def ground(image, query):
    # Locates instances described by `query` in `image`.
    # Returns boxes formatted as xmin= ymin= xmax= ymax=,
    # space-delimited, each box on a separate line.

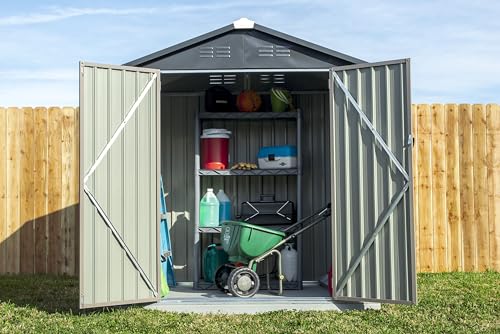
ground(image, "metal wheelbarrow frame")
xmin=215 ymin=204 xmax=331 ymax=298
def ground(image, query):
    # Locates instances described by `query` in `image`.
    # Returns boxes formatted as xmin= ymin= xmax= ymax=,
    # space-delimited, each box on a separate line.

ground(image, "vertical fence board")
xmin=0 ymin=108 xmax=6 ymax=273
xmin=62 ymin=107 xmax=77 ymax=275
xmin=34 ymin=107 xmax=49 ymax=273
xmin=487 ymin=104 xmax=500 ymax=271
xmin=431 ymin=104 xmax=448 ymax=272
xmin=19 ymin=108 xmax=35 ymax=273
xmin=459 ymin=104 xmax=477 ymax=271
xmin=6 ymin=107 xmax=20 ymax=273
xmin=445 ymin=104 xmax=462 ymax=271
xmin=473 ymin=104 xmax=489 ymax=271
xmin=416 ymin=104 xmax=433 ymax=272
xmin=47 ymin=107 xmax=63 ymax=274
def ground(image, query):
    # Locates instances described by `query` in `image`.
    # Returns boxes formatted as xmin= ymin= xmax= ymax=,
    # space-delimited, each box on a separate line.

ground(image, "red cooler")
xmin=201 ymin=129 xmax=231 ymax=169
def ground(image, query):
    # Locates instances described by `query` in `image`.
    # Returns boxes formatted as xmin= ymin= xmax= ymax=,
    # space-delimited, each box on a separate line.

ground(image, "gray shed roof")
xmin=126 ymin=18 xmax=364 ymax=70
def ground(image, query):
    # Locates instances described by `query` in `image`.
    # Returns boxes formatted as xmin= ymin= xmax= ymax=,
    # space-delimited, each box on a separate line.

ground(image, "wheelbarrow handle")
xmin=281 ymin=203 xmax=331 ymax=234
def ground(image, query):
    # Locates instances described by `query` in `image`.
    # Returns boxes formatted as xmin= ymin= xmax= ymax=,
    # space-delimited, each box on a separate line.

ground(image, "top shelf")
xmin=199 ymin=111 xmax=298 ymax=120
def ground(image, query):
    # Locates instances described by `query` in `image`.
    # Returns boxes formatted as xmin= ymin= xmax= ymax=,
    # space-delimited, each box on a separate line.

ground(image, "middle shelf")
xmin=198 ymin=168 xmax=298 ymax=176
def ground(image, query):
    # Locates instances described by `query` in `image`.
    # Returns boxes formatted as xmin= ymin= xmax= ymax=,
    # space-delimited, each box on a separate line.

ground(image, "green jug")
xmin=203 ymin=244 xmax=229 ymax=283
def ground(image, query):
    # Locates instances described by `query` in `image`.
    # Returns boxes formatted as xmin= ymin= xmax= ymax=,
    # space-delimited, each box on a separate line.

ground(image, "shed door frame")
xmin=329 ymin=59 xmax=416 ymax=304
xmin=79 ymin=62 xmax=161 ymax=309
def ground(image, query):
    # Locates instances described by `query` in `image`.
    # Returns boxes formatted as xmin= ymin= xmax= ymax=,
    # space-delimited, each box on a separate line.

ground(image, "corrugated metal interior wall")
xmin=161 ymin=93 xmax=332 ymax=282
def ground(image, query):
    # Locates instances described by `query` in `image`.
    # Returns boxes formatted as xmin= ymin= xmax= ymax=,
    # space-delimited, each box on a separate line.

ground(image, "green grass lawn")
xmin=0 ymin=272 xmax=498 ymax=333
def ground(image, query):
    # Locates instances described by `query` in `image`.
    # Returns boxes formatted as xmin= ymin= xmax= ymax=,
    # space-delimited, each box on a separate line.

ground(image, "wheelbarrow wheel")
xmin=227 ymin=267 xmax=260 ymax=298
xmin=214 ymin=264 xmax=233 ymax=292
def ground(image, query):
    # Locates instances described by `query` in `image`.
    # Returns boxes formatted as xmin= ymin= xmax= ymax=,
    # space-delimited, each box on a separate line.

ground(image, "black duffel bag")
xmin=239 ymin=195 xmax=295 ymax=226
xmin=205 ymin=86 xmax=234 ymax=113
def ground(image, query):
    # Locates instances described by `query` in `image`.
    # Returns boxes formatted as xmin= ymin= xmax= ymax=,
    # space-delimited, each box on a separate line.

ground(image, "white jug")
xmin=281 ymin=243 xmax=297 ymax=281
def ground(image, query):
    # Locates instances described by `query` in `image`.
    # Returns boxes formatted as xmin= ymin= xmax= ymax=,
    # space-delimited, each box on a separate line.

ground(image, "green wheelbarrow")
xmin=214 ymin=204 xmax=331 ymax=298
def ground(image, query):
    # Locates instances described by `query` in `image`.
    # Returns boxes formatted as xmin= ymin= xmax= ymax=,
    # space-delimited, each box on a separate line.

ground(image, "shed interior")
xmin=160 ymin=70 xmax=333 ymax=294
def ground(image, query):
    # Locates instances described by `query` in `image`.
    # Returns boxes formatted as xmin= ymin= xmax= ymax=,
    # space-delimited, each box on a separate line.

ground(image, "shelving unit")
xmin=193 ymin=109 xmax=302 ymax=289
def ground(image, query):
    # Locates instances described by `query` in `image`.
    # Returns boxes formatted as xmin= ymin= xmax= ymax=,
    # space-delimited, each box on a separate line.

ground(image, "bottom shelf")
xmin=198 ymin=227 xmax=222 ymax=233
xmin=195 ymin=279 xmax=302 ymax=290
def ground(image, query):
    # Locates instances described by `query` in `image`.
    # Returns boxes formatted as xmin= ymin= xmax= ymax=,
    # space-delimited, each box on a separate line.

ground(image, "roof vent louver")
xmin=259 ymin=74 xmax=271 ymax=84
xmin=258 ymin=45 xmax=274 ymax=57
xmin=258 ymin=45 xmax=291 ymax=57
xmin=275 ymin=45 xmax=291 ymax=57
xmin=273 ymin=73 xmax=285 ymax=84
xmin=215 ymin=46 xmax=231 ymax=58
xmin=209 ymin=74 xmax=236 ymax=85
xmin=200 ymin=46 xmax=231 ymax=58
xmin=259 ymin=73 xmax=286 ymax=85
xmin=200 ymin=46 xmax=214 ymax=58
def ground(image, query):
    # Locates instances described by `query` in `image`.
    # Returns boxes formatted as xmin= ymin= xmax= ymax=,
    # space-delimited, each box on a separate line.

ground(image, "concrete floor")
xmin=145 ymin=283 xmax=381 ymax=314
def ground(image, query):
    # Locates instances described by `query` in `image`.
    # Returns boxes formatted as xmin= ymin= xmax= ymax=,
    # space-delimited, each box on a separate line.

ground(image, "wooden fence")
xmin=0 ymin=104 xmax=498 ymax=276
xmin=0 ymin=107 xmax=79 ymax=275
xmin=413 ymin=104 xmax=500 ymax=272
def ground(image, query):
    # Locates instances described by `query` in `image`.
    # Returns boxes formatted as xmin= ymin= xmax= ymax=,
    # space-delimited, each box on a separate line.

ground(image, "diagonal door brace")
xmin=331 ymin=71 xmax=409 ymax=182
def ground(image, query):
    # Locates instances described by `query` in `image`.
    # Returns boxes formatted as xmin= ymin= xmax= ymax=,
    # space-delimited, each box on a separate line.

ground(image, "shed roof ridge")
xmin=125 ymin=20 xmax=364 ymax=67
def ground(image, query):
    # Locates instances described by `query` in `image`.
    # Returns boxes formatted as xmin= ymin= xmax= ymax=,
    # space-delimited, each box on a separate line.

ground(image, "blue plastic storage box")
xmin=257 ymin=145 xmax=297 ymax=169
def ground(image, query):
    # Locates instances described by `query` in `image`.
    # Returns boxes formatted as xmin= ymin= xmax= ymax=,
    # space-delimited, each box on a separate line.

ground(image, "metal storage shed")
xmin=79 ymin=18 xmax=415 ymax=309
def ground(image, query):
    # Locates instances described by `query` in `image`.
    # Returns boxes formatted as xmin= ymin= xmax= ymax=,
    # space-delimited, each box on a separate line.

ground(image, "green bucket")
xmin=221 ymin=221 xmax=286 ymax=264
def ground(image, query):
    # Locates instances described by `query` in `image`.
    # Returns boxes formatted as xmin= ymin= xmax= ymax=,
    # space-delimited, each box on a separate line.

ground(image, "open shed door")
xmin=79 ymin=62 xmax=160 ymax=308
xmin=329 ymin=59 xmax=416 ymax=304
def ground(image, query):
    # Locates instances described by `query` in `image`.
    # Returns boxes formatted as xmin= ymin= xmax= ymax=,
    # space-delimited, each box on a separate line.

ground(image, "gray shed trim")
xmin=125 ymin=21 xmax=364 ymax=68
